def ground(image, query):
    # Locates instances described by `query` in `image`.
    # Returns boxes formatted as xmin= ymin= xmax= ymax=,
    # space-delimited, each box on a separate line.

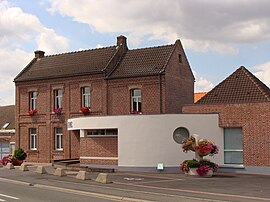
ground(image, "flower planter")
xmin=80 ymin=107 xmax=90 ymax=115
xmin=186 ymin=168 xmax=213 ymax=177
xmin=54 ymin=108 xmax=62 ymax=115
xmin=28 ymin=109 xmax=37 ymax=116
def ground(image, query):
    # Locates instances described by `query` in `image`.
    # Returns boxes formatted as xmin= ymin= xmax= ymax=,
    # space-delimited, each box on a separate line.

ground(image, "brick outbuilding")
xmin=183 ymin=66 xmax=270 ymax=171
xmin=0 ymin=105 xmax=15 ymax=159
xmin=14 ymin=36 xmax=195 ymax=163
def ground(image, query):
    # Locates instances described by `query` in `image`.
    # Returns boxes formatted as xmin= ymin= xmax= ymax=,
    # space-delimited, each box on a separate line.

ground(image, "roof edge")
xmin=14 ymin=58 xmax=37 ymax=82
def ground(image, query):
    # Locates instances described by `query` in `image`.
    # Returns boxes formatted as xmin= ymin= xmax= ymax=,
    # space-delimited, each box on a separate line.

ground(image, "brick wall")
xmin=165 ymin=41 xmax=194 ymax=113
xmin=183 ymin=102 xmax=270 ymax=166
xmin=108 ymin=76 xmax=162 ymax=114
xmin=15 ymin=46 xmax=194 ymax=164
xmin=80 ymin=137 xmax=118 ymax=165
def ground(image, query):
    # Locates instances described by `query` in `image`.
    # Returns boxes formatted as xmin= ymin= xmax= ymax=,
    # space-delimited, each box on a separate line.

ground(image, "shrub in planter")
xmin=14 ymin=147 xmax=27 ymax=161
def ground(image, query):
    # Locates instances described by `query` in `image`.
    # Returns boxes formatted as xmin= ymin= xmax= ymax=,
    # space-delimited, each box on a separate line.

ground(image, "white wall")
xmin=68 ymin=114 xmax=223 ymax=168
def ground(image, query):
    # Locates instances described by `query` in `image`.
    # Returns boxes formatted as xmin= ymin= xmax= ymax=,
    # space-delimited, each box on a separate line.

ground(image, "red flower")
xmin=80 ymin=107 xmax=90 ymax=114
xmin=28 ymin=109 xmax=37 ymax=116
xmin=54 ymin=108 xmax=62 ymax=115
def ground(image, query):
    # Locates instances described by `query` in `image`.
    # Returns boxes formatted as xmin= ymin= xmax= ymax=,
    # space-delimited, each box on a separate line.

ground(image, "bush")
xmin=183 ymin=159 xmax=200 ymax=168
xmin=14 ymin=148 xmax=27 ymax=161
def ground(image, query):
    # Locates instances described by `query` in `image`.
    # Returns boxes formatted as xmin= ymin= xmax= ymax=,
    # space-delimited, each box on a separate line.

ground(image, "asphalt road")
xmin=0 ymin=180 xmax=124 ymax=202
xmin=1 ymin=166 xmax=270 ymax=202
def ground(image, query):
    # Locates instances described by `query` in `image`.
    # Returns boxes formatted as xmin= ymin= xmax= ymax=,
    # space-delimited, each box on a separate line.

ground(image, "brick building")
xmin=0 ymin=105 xmax=15 ymax=159
xmin=14 ymin=36 xmax=194 ymax=163
xmin=183 ymin=66 xmax=270 ymax=171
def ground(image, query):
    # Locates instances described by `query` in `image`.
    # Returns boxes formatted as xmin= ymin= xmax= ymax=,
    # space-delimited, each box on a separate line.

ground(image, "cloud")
xmin=0 ymin=49 xmax=32 ymax=105
xmin=36 ymin=28 xmax=69 ymax=54
xmin=193 ymin=71 xmax=215 ymax=92
xmin=0 ymin=1 xmax=69 ymax=53
xmin=49 ymin=0 xmax=270 ymax=54
xmin=253 ymin=62 xmax=270 ymax=87
xmin=0 ymin=1 xmax=70 ymax=105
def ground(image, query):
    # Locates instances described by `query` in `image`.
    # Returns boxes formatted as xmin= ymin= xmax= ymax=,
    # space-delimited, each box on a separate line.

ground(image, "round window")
xmin=173 ymin=127 xmax=190 ymax=144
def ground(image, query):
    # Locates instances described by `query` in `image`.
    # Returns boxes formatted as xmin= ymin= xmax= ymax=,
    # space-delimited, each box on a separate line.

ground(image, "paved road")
xmin=1 ymin=166 xmax=270 ymax=202
xmin=0 ymin=180 xmax=126 ymax=202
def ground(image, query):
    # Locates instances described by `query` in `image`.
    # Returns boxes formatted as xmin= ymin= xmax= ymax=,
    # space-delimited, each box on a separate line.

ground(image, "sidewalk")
xmin=1 ymin=165 xmax=270 ymax=202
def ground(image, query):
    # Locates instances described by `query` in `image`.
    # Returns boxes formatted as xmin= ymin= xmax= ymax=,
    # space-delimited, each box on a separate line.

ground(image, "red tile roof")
xmin=109 ymin=44 xmax=175 ymax=78
xmin=194 ymin=92 xmax=207 ymax=103
xmin=197 ymin=66 xmax=270 ymax=104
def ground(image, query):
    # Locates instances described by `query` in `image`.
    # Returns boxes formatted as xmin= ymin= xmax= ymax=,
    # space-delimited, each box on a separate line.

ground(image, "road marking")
xmin=114 ymin=172 xmax=185 ymax=180
xmin=131 ymin=179 xmax=184 ymax=184
xmin=114 ymin=181 xmax=270 ymax=201
xmin=34 ymin=184 xmax=153 ymax=202
xmin=0 ymin=177 xmax=31 ymax=186
xmin=0 ymin=199 xmax=5 ymax=202
xmin=0 ymin=194 xmax=19 ymax=200
xmin=47 ymin=179 xmax=225 ymax=202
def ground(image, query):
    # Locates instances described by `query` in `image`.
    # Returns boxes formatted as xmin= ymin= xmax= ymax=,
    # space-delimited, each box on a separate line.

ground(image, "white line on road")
xmin=34 ymin=184 xmax=153 ymax=202
xmin=0 ymin=194 xmax=19 ymax=200
xmin=0 ymin=199 xmax=5 ymax=201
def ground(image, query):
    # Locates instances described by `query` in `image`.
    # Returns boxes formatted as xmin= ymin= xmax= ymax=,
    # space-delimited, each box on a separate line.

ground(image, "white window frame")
xmin=81 ymin=87 xmax=90 ymax=108
xmin=30 ymin=91 xmax=37 ymax=110
xmin=55 ymin=127 xmax=63 ymax=151
xmin=54 ymin=89 xmax=63 ymax=109
xmin=30 ymin=128 xmax=37 ymax=150
xmin=86 ymin=129 xmax=118 ymax=137
xmin=131 ymin=89 xmax=141 ymax=112
xmin=224 ymin=128 xmax=243 ymax=165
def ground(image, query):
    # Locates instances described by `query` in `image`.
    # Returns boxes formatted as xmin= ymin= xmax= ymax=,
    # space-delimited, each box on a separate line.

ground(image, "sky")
xmin=0 ymin=0 xmax=270 ymax=106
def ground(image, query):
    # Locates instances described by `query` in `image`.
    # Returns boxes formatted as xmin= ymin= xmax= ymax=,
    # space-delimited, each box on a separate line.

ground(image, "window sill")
xmin=27 ymin=150 xmax=39 ymax=153
xmin=86 ymin=135 xmax=118 ymax=138
xmin=219 ymin=164 xmax=245 ymax=169
xmin=53 ymin=150 xmax=63 ymax=153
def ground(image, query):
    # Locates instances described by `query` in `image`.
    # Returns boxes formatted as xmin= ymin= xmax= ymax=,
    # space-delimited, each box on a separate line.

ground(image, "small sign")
xmin=67 ymin=121 xmax=73 ymax=129
xmin=157 ymin=163 xmax=164 ymax=171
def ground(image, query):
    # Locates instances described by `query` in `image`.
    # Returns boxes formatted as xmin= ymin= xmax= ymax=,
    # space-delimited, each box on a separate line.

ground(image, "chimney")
xmin=34 ymin=50 xmax=45 ymax=58
xmin=117 ymin=35 xmax=127 ymax=47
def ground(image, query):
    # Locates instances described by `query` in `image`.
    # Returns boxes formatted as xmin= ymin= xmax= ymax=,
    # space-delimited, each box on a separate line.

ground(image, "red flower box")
xmin=129 ymin=111 xmax=142 ymax=114
xmin=54 ymin=108 xmax=62 ymax=115
xmin=80 ymin=107 xmax=90 ymax=114
xmin=28 ymin=109 xmax=37 ymax=116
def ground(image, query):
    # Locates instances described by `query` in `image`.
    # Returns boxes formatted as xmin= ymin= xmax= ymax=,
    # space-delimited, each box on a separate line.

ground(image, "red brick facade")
xmin=15 ymin=37 xmax=194 ymax=164
xmin=183 ymin=102 xmax=270 ymax=166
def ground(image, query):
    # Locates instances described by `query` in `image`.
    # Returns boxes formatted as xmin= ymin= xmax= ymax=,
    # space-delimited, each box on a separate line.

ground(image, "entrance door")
xmin=0 ymin=142 xmax=10 ymax=159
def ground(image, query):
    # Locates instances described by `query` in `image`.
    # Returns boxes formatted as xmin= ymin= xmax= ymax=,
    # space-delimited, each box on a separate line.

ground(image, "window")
xmin=81 ymin=87 xmax=90 ymax=107
xmin=29 ymin=128 xmax=37 ymax=150
xmin=178 ymin=54 xmax=182 ymax=63
xmin=86 ymin=129 xmax=118 ymax=137
xmin=55 ymin=127 xmax=63 ymax=150
xmin=224 ymin=128 xmax=243 ymax=164
xmin=54 ymin=89 xmax=63 ymax=109
xmin=131 ymin=89 xmax=141 ymax=112
xmin=173 ymin=127 xmax=190 ymax=144
xmin=29 ymin=91 xmax=37 ymax=110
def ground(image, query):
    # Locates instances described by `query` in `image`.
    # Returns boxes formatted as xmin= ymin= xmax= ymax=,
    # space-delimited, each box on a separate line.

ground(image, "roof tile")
xmin=15 ymin=46 xmax=118 ymax=82
xmin=197 ymin=66 xmax=270 ymax=104
xmin=108 ymin=44 xmax=175 ymax=78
